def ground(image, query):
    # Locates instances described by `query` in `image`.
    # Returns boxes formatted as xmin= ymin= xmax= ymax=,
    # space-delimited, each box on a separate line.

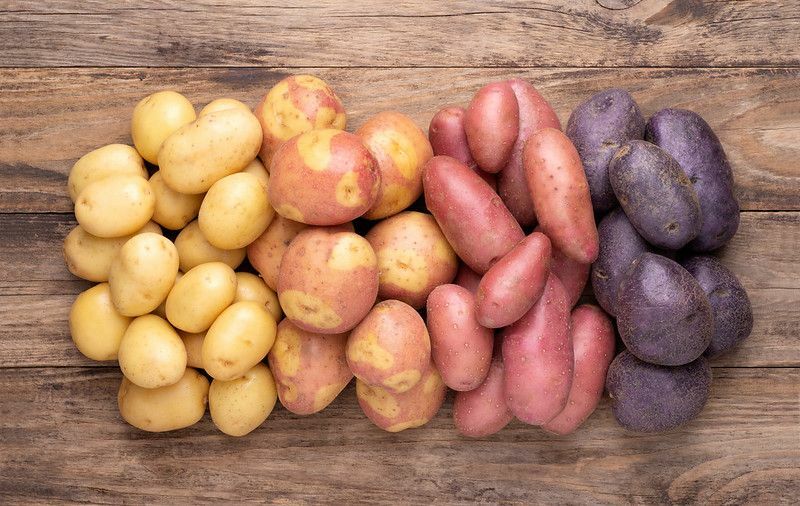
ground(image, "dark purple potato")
xmin=681 ymin=255 xmax=753 ymax=358
xmin=646 ymin=108 xmax=740 ymax=252
xmin=566 ymin=89 xmax=645 ymax=214
xmin=617 ymin=253 xmax=713 ymax=366
xmin=609 ymin=140 xmax=702 ymax=250
xmin=591 ymin=208 xmax=651 ymax=316
xmin=606 ymin=351 xmax=712 ymax=433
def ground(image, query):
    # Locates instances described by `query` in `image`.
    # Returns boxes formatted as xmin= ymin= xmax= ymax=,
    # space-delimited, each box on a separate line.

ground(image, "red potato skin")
xmin=464 ymin=82 xmax=520 ymax=173
xmin=454 ymin=263 xmax=482 ymax=295
xmin=428 ymin=106 xmax=497 ymax=190
xmin=453 ymin=356 xmax=514 ymax=437
xmin=426 ymin=284 xmax=494 ymax=391
xmin=475 ymin=232 xmax=552 ymax=329
xmin=502 ymin=273 xmax=573 ymax=425
xmin=423 ymin=156 xmax=524 ymax=274
xmin=524 ymin=128 xmax=599 ymax=264
xmin=247 ymin=216 xmax=309 ymax=290
xmin=534 ymin=225 xmax=589 ymax=307
xmin=543 ymin=304 xmax=615 ymax=435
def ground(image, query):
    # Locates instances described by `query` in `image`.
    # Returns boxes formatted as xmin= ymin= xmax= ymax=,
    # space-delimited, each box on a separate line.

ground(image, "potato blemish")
xmin=348 ymin=332 xmax=394 ymax=370
xmin=297 ymin=128 xmax=339 ymax=172
xmin=335 ymin=171 xmax=363 ymax=207
xmin=313 ymin=382 xmax=345 ymax=412
xmin=378 ymin=248 xmax=427 ymax=292
xmin=328 ymin=235 xmax=376 ymax=270
xmin=278 ymin=290 xmax=343 ymax=330
xmin=382 ymin=369 xmax=422 ymax=392
xmin=272 ymin=326 xmax=302 ymax=377
xmin=356 ymin=381 xmax=400 ymax=419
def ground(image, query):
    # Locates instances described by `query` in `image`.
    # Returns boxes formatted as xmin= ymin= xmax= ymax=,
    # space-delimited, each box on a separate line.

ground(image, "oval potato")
xmin=198 ymin=172 xmax=274 ymax=249
xmin=428 ymin=106 xmax=497 ymax=189
xmin=233 ymin=272 xmax=282 ymax=322
xmin=166 ymin=262 xmax=237 ymax=333
xmin=118 ymin=314 xmax=187 ymax=389
xmin=464 ymin=81 xmax=520 ymax=173
xmin=74 ymin=174 xmax=155 ymax=238
xmin=68 ymin=144 xmax=147 ymax=202
xmin=209 ymin=363 xmax=278 ymax=436
xmin=200 ymin=97 xmax=251 ymax=117
xmin=131 ymin=90 xmax=196 ymax=165
xmin=108 ymin=233 xmax=179 ymax=316
xmin=179 ymin=330 xmax=205 ymax=369
xmin=149 ymin=170 xmax=204 ymax=230
xmin=69 ymin=283 xmax=132 ymax=361
xmin=175 ymin=220 xmax=246 ymax=272
xmin=247 ymin=216 xmax=308 ymax=290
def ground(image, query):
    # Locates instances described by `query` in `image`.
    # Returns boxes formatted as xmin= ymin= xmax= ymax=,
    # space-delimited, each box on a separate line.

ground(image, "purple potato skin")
xmin=606 ymin=350 xmax=712 ymax=433
xmin=609 ymin=140 xmax=702 ymax=250
xmin=646 ymin=108 xmax=740 ymax=252
xmin=566 ymin=89 xmax=645 ymax=214
xmin=617 ymin=253 xmax=713 ymax=366
xmin=591 ymin=208 xmax=651 ymax=316
xmin=681 ymin=255 xmax=753 ymax=359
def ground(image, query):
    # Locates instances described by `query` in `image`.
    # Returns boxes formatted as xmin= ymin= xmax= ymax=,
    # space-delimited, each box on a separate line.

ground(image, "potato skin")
xmin=542 ymin=305 xmax=615 ymax=435
xmin=199 ymin=98 xmax=251 ymax=117
xmin=606 ymin=351 xmax=712 ymax=433
xmin=209 ymin=363 xmax=278 ymax=436
xmin=454 ymin=263 xmax=482 ymax=295
xmin=198 ymin=172 xmax=274 ymax=249
xmin=464 ymin=81 xmax=519 ymax=173
xmin=426 ymin=284 xmax=493 ymax=391
xmin=423 ymin=155 xmax=524 ymax=274
xmin=476 ymin=232 xmax=551 ymax=328
xmin=149 ymin=170 xmax=204 ymax=230
xmin=453 ymin=356 xmax=514 ymax=437
xmin=233 ymin=272 xmax=282 ymax=322
xmin=534 ymin=225 xmax=588 ymax=308
xmin=268 ymin=320 xmax=352 ymax=415
xmin=131 ymin=91 xmax=196 ymax=165
xmin=68 ymin=144 xmax=147 ymax=202
xmin=117 ymin=314 xmax=187 ymax=389
xmin=178 ymin=330 xmax=205 ymax=369
xmin=165 ymin=262 xmax=237 ymax=333
xmin=175 ymin=220 xmax=246 ymax=272
xmin=74 ymin=174 xmax=155 ymax=238
xmin=247 ymin=216 xmax=309 ymax=291
xmin=366 ymin=211 xmax=457 ymax=309
xmin=428 ymin=106 xmax=497 ymax=189
xmin=70 ymin=283 xmax=132 ymax=361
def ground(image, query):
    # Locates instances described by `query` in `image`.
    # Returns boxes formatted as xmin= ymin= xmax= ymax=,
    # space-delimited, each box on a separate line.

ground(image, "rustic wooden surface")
xmin=0 ymin=1 xmax=798 ymax=504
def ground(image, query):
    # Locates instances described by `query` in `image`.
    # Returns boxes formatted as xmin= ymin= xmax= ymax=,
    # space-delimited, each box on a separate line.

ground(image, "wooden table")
xmin=1 ymin=2 xmax=798 ymax=503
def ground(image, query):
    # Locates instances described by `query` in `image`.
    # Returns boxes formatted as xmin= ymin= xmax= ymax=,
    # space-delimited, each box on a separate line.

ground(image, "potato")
xmin=534 ymin=225 xmax=589 ymax=308
xmin=428 ymin=106 xmax=497 ymax=189
xmin=174 ymin=220 xmax=246 ymax=272
xmin=356 ymin=111 xmax=433 ymax=219
xmin=179 ymin=330 xmax=205 ymax=369
xmin=108 ymin=233 xmax=179 ymax=316
xmin=198 ymin=172 xmax=274 ymax=249
xmin=159 ymin=108 xmax=262 ymax=194
xmin=209 ymin=363 xmax=278 ymax=436
xmin=606 ymin=351 xmax=712 ymax=432
xmin=118 ymin=367 xmax=209 ymax=432
xmin=476 ymin=232 xmax=551 ymax=328
xmin=117 ymin=314 xmax=187 ymax=389
xmin=241 ymin=158 xmax=270 ymax=192
xmin=131 ymin=90 xmax=196 ymax=165
xmin=202 ymin=301 xmax=277 ymax=381
xmin=454 ymin=263 xmax=482 ymax=295
xmin=464 ymin=81 xmax=519 ymax=173
xmin=502 ymin=274 xmax=572 ymax=425
xmin=365 ymin=211 xmax=457 ymax=309
xmin=268 ymin=320 xmax=352 ymax=415
xmin=269 ymin=129 xmax=379 ymax=225
xmin=68 ymin=144 xmax=147 ymax=202
xmin=423 ymin=156 xmax=524 ymax=274
xmin=566 ymin=88 xmax=645 ymax=213
xmin=356 ymin=361 xmax=446 ymax=432
xmin=74 ymin=174 xmax=155 ymax=238
xmin=70 ymin=283 xmax=132 ymax=361
xmin=426 ymin=284 xmax=493 ymax=391
xmin=524 ymin=128 xmax=599 ymax=264
xmin=254 ymin=74 xmax=346 ymax=167
xmin=149 ymin=170 xmax=204 ymax=230
xmin=234 ymin=272 xmax=282 ymax=322
xmin=346 ymin=300 xmax=431 ymax=394
xmin=542 ymin=305 xmax=615 ymax=435
xmin=199 ymin=97 xmax=251 ymax=117
xmin=453 ymin=356 xmax=514 ymax=437
xmin=247 ymin=216 xmax=308 ymax=291
xmin=153 ymin=271 xmax=183 ymax=319
xmin=278 ymin=228 xmax=379 ymax=334
xmin=165 ymin=262 xmax=237 ymax=333
xmin=646 ymin=108 xmax=740 ymax=251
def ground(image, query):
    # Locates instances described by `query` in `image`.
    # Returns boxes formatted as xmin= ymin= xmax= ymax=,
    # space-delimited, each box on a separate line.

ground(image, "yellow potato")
xmin=233 ymin=272 xmax=282 ymax=322
xmin=69 ymin=283 xmax=132 ymax=361
xmin=149 ymin=170 xmax=204 ymax=230
xmin=165 ymin=262 xmax=237 ymax=333
xmin=242 ymin=158 xmax=270 ymax=191
xmin=117 ymin=314 xmax=187 ymax=389
xmin=174 ymin=220 xmax=246 ymax=272
xmin=153 ymin=271 xmax=183 ymax=319
xmin=118 ymin=367 xmax=209 ymax=432
xmin=74 ymin=174 xmax=155 ymax=238
xmin=179 ymin=330 xmax=205 ymax=369
xmin=131 ymin=90 xmax=196 ymax=164
xmin=108 ymin=233 xmax=179 ymax=316
xmin=209 ymin=363 xmax=278 ymax=436
xmin=202 ymin=301 xmax=277 ymax=381
xmin=200 ymin=98 xmax=251 ymax=117
xmin=246 ymin=216 xmax=308 ymax=290
xmin=68 ymin=144 xmax=147 ymax=202
xmin=198 ymin=172 xmax=274 ymax=249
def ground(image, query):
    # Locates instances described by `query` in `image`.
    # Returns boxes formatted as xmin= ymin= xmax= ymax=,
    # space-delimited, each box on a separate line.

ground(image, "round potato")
xmin=118 ymin=314 xmax=187 ymax=389
xmin=70 ymin=283 xmax=132 ymax=361
xmin=174 ymin=220 xmax=246 ymax=272
xmin=179 ymin=330 xmax=205 ymax=369
xmin=68 ymin=144 xmax=147 ymax=202
xmin=198 ymin=172 xmax=274 ymax=249
xmin=74 ymin=174 xmax=155 ymax=238
xmin=233 ymin=272 xmax=283 ymax=322
xmin=149 ymin=170 xmax=204 ymax=230
xmin=131 ymin=90 xmax=196 ymax=164
xmin=200 ymin=97 xmax=251 ymax=117
xmin=108 ymin=233 xmax=179 ymax=316
xmin=247 ymin=216 xmax=308 ymax=290
xmin=165 ymin=262 xmax=237 ymax=333
xmin=209 ymin=363 xmax=278 ymax=436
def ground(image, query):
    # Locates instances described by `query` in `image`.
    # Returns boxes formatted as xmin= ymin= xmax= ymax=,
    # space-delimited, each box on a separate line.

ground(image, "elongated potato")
xmin=428 ymin=106 xmax=497 ymax=189
xmin=464 ymin=81 xmax=519 ymax=173
xmin=108 ymin=233 xmax=179 ymax=316
xmin=165 ymin=262 xmax=237 ymax=333
xmin=233 ymin=272 xmax=282 ymax=322
xmin=247 ymin=216 xmax=309 ymax=291
xmin=70 ymin=283 xmax=132 ymax=361
xmin=534 ymin=225 xmax=589 ymax=308
xmin=454 ymin=263 xmax=482 ymax=295
xmin=174 ymin=220 xmax=246 ymax=272
xmin=179 ymin=330 xmax=205 ymax=369
xmin=74 ymin=174 xmax=155 ymax=238
xmin=68 ymin=144 xmax=147 ymax=202
xmin=199 ymin=97 xmax=251 ymax=117
xmin=453 ymin=356 xmax=514 ymax=437
xmin=198 ymin=172 xmax=274 ymax=249
xmin=209 ymin=363 xmax=278 ymax=436
xmin=131 ymin=90 xmax=196 ymax=165
xmin=149 ymin=170 xmax=204 ymax=230
xmin=118 ymin=314 xmax=187 ymax=389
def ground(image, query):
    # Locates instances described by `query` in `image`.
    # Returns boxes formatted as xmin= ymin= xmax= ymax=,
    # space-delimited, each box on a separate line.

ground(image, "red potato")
xmin=464 ymin=81 xmax=520 ymax=173
xmin=247 ymin=216 xmax=309 ymax=291
xmin=524 ymin=128 xmax=599 ymax=264
xmin=453 ymin=356 xmax=514 ymax=437
xmin=454 ymin=263 xmax=482 ymax=295
xmin=502 ymin=273 xmax=573 ymax=425
xmin=543 ymin=305 xmax=615 ymax=435
xmin=534 ymin=225 xmax=590 ymax=307
xmin=426 ymin=284 xmax=493 ymax=391
xmin=423 ymin=156 xmax=524 ymax=274
xmin=428 ymin=106 xmax=497 ymax=189
xmin=476 ymin=232 xmax=552 ymax=329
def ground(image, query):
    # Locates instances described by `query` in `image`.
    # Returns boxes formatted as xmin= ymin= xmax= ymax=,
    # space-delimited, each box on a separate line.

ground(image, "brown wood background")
xmin=1 ymin=1 xmax=798 ymax=504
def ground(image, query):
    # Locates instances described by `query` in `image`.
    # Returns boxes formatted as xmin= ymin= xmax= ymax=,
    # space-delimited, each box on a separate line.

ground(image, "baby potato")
xmin=200 ymin=97 xmax=251 ymax=117
xmin=108 ymin=233 xmax=179 ymax=316
xmin=153 ymin=271 xmax=183 ymax=319
xmin=241 ymin=158 xmax=270 ymax=192
xmin=68 ymin=144 xmax=147 ymax=202
xmin=131 ymin=90 xmax=196 ymax=164
xmin=233 ymin=272 xmax=283 ymax=322
xmin=118 ymin=314 xmax=187 ymax=389
xmin=202 ymin=301 xmax=277 ymax=381
xmin=175 ymin=220 xmax=246 ymax=271
xmin=149 ymin=171 xmax=204 ymax=230
xmin=70 ymin=283 xmax=132 ymax=361
xmin=179 ymin=330 xmax=205 ymax=369
xmin=198 ymin=172 xmax=274 ymax=249
xmin=209 ymin=363 xmax=278 ymax=437
xmin=267 ymin=320 xmax=352 ymax=415
xmin=74 ymin=174 xmax=155 ymax=238
xmin=165 ymin=262 xmax=237 ymax=333
xmin=118 ymin=367 xmax=209 ymax=432
xmin=247 ymin=216 xmax=308 ymax=290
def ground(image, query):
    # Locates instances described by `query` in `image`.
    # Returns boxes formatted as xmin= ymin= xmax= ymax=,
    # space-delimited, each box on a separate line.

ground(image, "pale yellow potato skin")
xmin=174 ymin=220 xmax=246 ymax=272
xmin=179 ymin=330 xmax=205 ymax=369
xmin=149 ymin=171 xmax=204 ymax=230
xmin=165 ymin=262 xmax=237 ymax=333
xmin=152 ymin=271 xmax=183 ymax=319
xmin=74 ymin=174 xmax=155 ymax=238
xmin=233 ymin=272 xmax=283 ymax=322
xmin=199 ymin=98 xmax=251 ymax=117
xmin=68 ymin=144 xmax=147 ymax=202
xmin=117 ymin=314 xmax=187 ymax=389
xmin=131 ymin=90 xmax=196 ymax=164
xmin=108 ymin=233 xmax=179 ymax=316
xmin=70 ymin=283 xmax=132 ymax=361
xmin=209 ymin=363 xmax=278 ymax=436
xmin=118 ymin=367 xmax=209 ymax=432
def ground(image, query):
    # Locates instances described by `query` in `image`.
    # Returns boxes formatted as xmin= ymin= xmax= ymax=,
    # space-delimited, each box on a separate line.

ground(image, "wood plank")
xmin=0 ymin=67 xmax=798 ymax=213
xmin=1 ymin=1 xmax=798 ymax=68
